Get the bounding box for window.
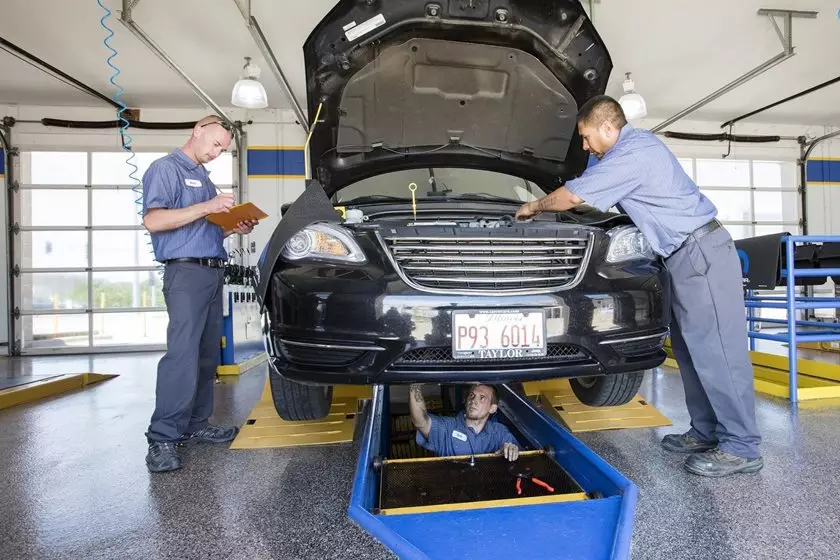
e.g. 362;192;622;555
680;158;800;240
13;149;236;354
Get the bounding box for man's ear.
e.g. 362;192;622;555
489;403;498;415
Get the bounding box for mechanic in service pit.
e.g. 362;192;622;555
515;95;763;478
409;383;520;461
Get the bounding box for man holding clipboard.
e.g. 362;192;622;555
141;115;262;473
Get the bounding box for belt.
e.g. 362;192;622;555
669;219;722;257
164;257;227;269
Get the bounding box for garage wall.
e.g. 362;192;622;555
0;102;838;348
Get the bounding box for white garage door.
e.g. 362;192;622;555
13;149;233;354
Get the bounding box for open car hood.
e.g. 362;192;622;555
303;0;612;196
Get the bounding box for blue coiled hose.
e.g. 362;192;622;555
97;0;150;255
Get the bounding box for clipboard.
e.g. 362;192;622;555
206;202;268;230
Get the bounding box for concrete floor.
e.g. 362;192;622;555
1;353;839;560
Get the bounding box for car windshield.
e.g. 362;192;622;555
336;168;546;204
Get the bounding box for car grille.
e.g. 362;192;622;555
395;344;587;365
609;334;667;358
382;232;590;293
278;341;366;367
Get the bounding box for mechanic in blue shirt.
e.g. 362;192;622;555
516;96;762;478
142;115;258;473
410;383;520;461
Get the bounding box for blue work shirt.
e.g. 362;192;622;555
416;412;519;457
142;149;226;262
565;124;717;257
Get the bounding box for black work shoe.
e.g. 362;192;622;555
661;432;717;454
684;449;764;477
180;424;239;444
146;442;182;473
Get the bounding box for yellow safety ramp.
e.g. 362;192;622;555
0;373;117;411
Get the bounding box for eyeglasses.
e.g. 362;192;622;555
199;120;236;134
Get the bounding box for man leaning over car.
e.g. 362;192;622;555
515;95;763;478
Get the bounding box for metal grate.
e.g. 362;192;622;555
278;342;365;366
395;344;586;365
383;231;589;293
380;452;584;511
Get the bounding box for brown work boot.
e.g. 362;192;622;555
684;448;764;477
661;431;717;454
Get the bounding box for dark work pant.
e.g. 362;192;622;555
665;227;762;459
146;262;224;443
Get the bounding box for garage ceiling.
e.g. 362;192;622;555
0;0;838;127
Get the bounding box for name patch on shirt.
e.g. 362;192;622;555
451;430;468;442
184;179;202;187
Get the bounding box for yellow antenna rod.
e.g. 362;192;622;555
304;102;324;181
408;183;417;220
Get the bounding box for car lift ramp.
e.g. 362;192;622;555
349;384;637;560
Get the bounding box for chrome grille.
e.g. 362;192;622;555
383;233;590;293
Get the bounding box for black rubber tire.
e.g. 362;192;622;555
570;371;644;407
268;368;333;421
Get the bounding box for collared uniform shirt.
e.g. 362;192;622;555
416;411;519;457
564;125;717;257
142;149;227;262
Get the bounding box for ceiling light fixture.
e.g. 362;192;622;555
618;72;647;120
231;56;268;109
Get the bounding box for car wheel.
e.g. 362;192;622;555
570;371;644;407
268;368;333;421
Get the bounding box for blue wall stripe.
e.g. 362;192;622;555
247;148;305;177
807;159;840;184
0;148;4;175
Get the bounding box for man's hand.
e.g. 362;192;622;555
515;200;540;221
232;219;259;235
500;442;520;462
205;193;235;214
409;383;432;438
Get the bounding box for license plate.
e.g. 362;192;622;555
452;310;547;360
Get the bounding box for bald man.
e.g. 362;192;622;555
142;116;258;473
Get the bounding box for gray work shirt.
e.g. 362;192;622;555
565;124;717;257
416;412;519;457
142;149;226;262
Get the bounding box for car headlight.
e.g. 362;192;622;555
281;223;366;264
606;225;655;263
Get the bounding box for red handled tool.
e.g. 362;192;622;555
510;465;555;495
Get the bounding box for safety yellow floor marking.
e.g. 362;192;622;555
0;373;117;411
216;352;268;376
230;381;370;450
524;379;671;433
665;340;840;401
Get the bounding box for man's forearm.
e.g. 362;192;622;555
144;202;210;233
534;187;583;213
409;383;431;437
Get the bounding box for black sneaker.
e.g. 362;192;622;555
146;442;182;473
661;432;717;454
180;424;239;445
684;448;764;477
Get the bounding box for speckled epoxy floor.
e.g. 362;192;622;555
1;353;839;560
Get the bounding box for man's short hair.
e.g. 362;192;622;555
578;95;628;129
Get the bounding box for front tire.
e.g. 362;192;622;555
570;371;644;407
268;367;333;421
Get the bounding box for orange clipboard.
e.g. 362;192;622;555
206;202;268;230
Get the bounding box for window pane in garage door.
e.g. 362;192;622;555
20;190;88;227
22;314;90;350
92;271;162;309
91;152;167;185
204;152;234;185
23;231;88;269
723;225;753;240
20;272;87;312
754;191;799;222
753;161;796;188
30;152;87;184
92;230;157;268
695;159;750;188
92;190;143;226
93;312;168;346
703;190;751;221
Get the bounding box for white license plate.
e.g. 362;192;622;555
452;310;547;360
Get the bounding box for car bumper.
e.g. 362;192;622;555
263;266;670;385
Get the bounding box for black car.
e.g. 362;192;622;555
258;0;670;421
